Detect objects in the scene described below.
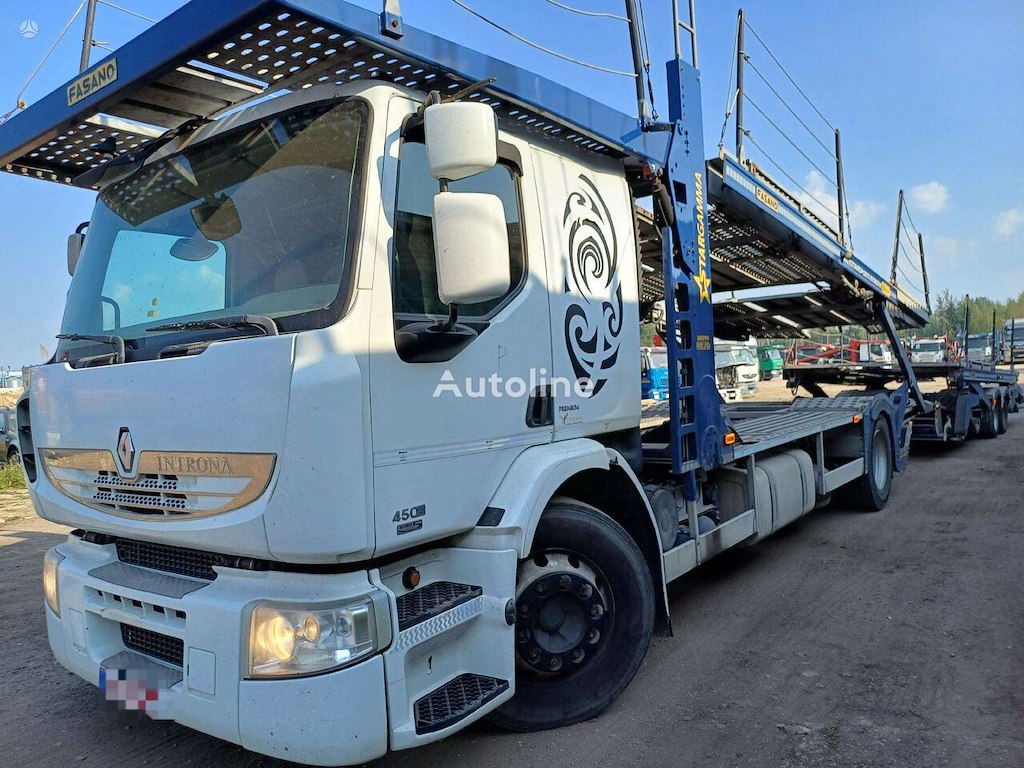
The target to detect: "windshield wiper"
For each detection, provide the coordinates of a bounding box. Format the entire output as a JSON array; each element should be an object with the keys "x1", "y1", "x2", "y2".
[
  {"x1": 56, "y1": 333, "x2": 127, "y2": 365},
  {"x1": 73, "y1": 118, "x2": 210, "y2": 190},
  {"x1": 146, "y1": 314, "x2": 279, "y2": 337}
]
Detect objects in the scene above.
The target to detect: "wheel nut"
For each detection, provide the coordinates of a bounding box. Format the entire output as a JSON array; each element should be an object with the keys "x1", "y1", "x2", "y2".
[
  {"x1": 519, "y1": 603, "x2": 531, "y2": 617},
  {"x1": 587, "y1": 628, "x2": 601, "y2": 644},
  {"x1": 528, "y1": 648, "x2": 541, "y2": 663},
  {"x1": 590, "y1": 604, "x2": 604, "y2": 619},
  {"x1": 559, "y1": 575, "x2": 572, "y2": 591},
  {"x1": 570, "y1": 649, "x2": 585, "y2": 663},
  {"x1": 548, "y1": 657, "x2": 562, "y2": 671},
  {"x1": 536, "y1": 582, "x2": 548, "y2": 595},
  {"x1": 578, "y1": 583, "x2": 593, "y2": 599},
  {"x1": 517, "y1": 629, "x2": 530, "y2": 644}
]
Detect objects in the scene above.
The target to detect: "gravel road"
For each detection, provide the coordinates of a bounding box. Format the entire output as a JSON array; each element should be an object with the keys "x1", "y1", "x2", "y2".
[{"x1": 1, "y1": 422, "x2": 1021, "y2": 768}]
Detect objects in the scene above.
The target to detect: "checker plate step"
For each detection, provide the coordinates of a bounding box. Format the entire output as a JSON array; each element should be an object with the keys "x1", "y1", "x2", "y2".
[
  {"x1": 414, "y1": 673, "x2": 509, "y2": 735},
  {"x1": 396, "y1": 581, "x2": 482, "y2": 631}
]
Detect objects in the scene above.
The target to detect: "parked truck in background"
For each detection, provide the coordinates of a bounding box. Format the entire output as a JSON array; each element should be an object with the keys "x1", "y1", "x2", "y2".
[
  {"x1": 911, "y1": 337, "x2": 947, "y2": 364},
  {"x1": 1003, "y1": 319, "x2": 1024, "y2": 364},
  {"x1": 0, "y1": 1, "x2": 959, "y2": 764},
  {"x1": 757, "y1": 344, "x2": 784, "y2": 380},
  {"x1": 715, "y1": 344, "x2": 758, "y2": 397},
  {"x1": 641, "y1": 347, "x2": 669, "y2": 401},
  {"x1": 965, "y1": 332, "x2": 996, "y2": 363}
]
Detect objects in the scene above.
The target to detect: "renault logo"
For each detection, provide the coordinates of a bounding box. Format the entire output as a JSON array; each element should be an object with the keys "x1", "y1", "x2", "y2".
[{"x1": 116, "y1": 427, "x2": 135, "y2": 474}]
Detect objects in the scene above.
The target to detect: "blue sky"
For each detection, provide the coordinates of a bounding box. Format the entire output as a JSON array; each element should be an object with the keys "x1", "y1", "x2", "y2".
[{"x1": 0, "y1": 0, "x2": 1021, "y2": 366}]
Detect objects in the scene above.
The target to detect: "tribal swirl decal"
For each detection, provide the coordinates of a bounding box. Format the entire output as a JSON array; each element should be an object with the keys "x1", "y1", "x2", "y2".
[{"x1": 563, "y1": 175, "x2": 622, "y2": 397}]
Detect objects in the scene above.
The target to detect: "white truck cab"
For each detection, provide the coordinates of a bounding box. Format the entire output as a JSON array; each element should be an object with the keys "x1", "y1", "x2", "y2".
[
  {"x1": 910, "y1": 337, "x2": 947, "y2": 364},
  {"x1": 29, "y1": 79, "x2": 645, "y2": 763}
]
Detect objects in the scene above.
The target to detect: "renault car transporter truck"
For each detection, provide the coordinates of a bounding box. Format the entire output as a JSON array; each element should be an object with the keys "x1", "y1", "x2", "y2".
[{"x1": 1, "y1": 0, "x2": 941, "y2": 763}]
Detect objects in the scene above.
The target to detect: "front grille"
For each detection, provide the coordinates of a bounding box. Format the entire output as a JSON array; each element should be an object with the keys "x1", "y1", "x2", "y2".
[
  {"x1": 40, "y1": 448, "x2": 275, "y2": 520},
  {"x1": 120, "y1": 623, "x2": 184, "y2": 667},
  {"x1": 116, "y1": 539, "x2": 225, "y2": 581}
]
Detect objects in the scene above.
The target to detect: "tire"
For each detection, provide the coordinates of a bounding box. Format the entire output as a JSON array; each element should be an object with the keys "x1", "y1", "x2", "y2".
[
  {"x1": 487, "y1": 500, "x2": 655, "y2": 731},
  {"x1": 979, "y1": 403, "x2": 998, "y2": 439},
  {"x1": 6, "y1": 447, "x2": 18, "y2": 465},
  {"x1": 996, "y1": 398, "x2": 1008, "y2": 435},
  {"x1": 839, "y1": 417, "x2": 893, "y2": 512}
]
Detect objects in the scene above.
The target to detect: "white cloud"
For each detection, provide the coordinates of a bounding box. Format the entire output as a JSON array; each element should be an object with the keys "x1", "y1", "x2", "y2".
[
  {"x1": 848, "y1": 200, "x2": 886, "y2": 230},
  {"x1": 994, "y1": 208, "x2": 1024, "y2": 237},
  {"x1": 928, "y1": 235, "x2": 960, "y2": 265},
  {"x1": 907, "y1": 181, "x2": 949, "y2": 214}
]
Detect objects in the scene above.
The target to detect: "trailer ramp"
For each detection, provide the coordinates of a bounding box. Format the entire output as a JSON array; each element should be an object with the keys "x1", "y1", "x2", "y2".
[
  {"x1": 637, "y1": 156, "x2": 929, "y2": 342},
  {"x1": 0, "y1": 0, "x2": 674, "y2": 187}
]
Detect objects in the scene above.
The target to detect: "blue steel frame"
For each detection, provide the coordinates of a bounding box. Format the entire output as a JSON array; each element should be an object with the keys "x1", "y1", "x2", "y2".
[{"x1": 661, "y1": 60, "x2": 727, "y2": 478}]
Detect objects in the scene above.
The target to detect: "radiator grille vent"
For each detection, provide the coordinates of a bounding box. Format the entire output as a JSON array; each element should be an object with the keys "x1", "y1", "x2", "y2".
[
  {"x1": 120, "y1": 623, "x2": 184, "y2": 667},
  {"x1": 116, "y1": 539, "x2": 224, "y2": 581}
]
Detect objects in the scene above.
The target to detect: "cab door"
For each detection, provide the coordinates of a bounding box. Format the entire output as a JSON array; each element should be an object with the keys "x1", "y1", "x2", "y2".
[{"x1": 369, "y1": 108, "x2": 552, "y2": 556}]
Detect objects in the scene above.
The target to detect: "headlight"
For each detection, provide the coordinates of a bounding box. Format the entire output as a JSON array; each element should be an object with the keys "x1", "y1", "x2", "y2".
[
  {"x1": 246, "y1": 593, "x2": 391, "y2": 678},
  {"x1": 43, "y1": 549, "x2": 65, "y2": 616}
]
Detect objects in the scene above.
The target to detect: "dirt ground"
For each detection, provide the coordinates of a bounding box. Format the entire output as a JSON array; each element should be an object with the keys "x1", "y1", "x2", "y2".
[{"x1": 1, "y1": 411, "x2": 1021, "y2": 768}]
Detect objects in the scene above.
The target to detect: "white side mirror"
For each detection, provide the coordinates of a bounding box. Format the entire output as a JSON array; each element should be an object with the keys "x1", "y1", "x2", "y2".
[
  {"x1": 67, "y1": 233, "x2": 85, "y2": 276},
  {"x1": 432, "y1": 191, "x2": 510, "y2": 305},
  {"x1": 424, "y1": 102, "x2": 498, "y2": 181}
]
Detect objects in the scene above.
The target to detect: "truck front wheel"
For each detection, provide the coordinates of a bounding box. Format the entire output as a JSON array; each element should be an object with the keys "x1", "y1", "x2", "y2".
[{"x1": 487, "y1": 500, "x2": 654, "y2": 731}]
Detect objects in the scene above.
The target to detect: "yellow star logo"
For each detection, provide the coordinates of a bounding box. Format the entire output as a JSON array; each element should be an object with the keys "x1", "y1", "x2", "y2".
[{"x1": 695, "y1": 269, "x2": 712, "y2": 303}]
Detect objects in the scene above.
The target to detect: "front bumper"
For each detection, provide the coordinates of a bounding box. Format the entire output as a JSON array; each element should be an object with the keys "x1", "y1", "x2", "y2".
[{"x1": 45, "y1": 534, "x2": 389, "y2": 766}]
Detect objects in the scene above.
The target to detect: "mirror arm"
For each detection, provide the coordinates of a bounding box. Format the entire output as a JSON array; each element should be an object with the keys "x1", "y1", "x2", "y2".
[
  {"x1": 435, "y1": 303, "x2": 460, "y2": 333},
  {"x1": 417, "y1": 89, "x2": 442, "y2": 119}
]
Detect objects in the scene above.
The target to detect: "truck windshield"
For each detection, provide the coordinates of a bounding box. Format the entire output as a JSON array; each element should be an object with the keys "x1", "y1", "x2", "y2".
[
  {"x1": 59, "y1": 99, "x2": 368, "y2": 344},
  {"x1": 966, "y1": 337, "x2": 989, "y2": 348},
  {"x1": 915, "y1": 341, "x2": 943, "y2": 352}
]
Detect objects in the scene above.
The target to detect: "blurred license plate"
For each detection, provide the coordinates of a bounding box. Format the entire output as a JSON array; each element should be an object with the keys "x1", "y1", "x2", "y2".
[{"x1": 99, "y1": 666, "x2": 175, "y2": 719}]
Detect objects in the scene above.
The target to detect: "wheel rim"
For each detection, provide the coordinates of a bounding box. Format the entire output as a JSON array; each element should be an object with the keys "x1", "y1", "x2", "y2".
[
  {"x1": 872, "y1": 428, "x2": 889, "y2": 488},
  {"x1": 514, "y1": 552, "x2": 610, "y2": 676}
]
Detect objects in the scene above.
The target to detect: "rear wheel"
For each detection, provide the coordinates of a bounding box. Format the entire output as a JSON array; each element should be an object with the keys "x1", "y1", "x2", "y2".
[
  {"x1": 979, "y1": 402, "x2": 998, "y2": 439},
  {"x1": 487, "y1": 500, "x2": 655, "y2": 731},
  {"x1": 996, "y1": 397, "x2": 1008, "y2": 435},
  {"x1": 839, "y1": 417, "x2": 893, "y2": 511},
  {"x1": 5, "y1": 447, "x2": 18, "y2": 465}
]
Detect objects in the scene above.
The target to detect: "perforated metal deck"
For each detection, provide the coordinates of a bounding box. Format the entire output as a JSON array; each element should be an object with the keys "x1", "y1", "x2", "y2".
[
  {"x1": 0, "y1": 0, "x2": 678, "y2": 188},
  {"x1": 637, "y1": 155, "x2": 931, "y2": 338}
]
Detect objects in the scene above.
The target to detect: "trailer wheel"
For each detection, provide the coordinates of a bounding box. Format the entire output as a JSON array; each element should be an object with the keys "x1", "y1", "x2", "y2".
[
  {"x1": 840, "y1": 418, "x2": 893, "y2": 512},
  {"x1": 979, "y1": 403, "x2": 998, "y2": 439},
  {"x1": 487, "y1": 500, "x2": 654, "y2": 731},
  {"x1": 996, "y1": 397, "x2": 1008, "y2": 435}
]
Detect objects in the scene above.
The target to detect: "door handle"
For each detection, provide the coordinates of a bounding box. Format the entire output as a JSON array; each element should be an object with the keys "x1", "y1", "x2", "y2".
[{"x1": 526, "y1": 385, "x2": 553, "y2": 428}]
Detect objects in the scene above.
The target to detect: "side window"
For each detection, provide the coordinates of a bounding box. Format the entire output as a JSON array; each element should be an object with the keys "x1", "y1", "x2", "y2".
[
  {"x1": 392, "y1": 140, "x2": 524, "y2": 320},
  {"x1": 100, "y1": 231, "x2": 227, "y2": 330}
]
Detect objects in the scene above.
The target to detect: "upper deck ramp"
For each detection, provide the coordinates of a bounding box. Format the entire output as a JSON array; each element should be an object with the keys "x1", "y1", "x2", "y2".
[
  {"x1": 638, "y1": 154, "x2": 930, "y2": 339},
  {"x1": 0, "y1": 0, "x2": 671, "y2": 187}
]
